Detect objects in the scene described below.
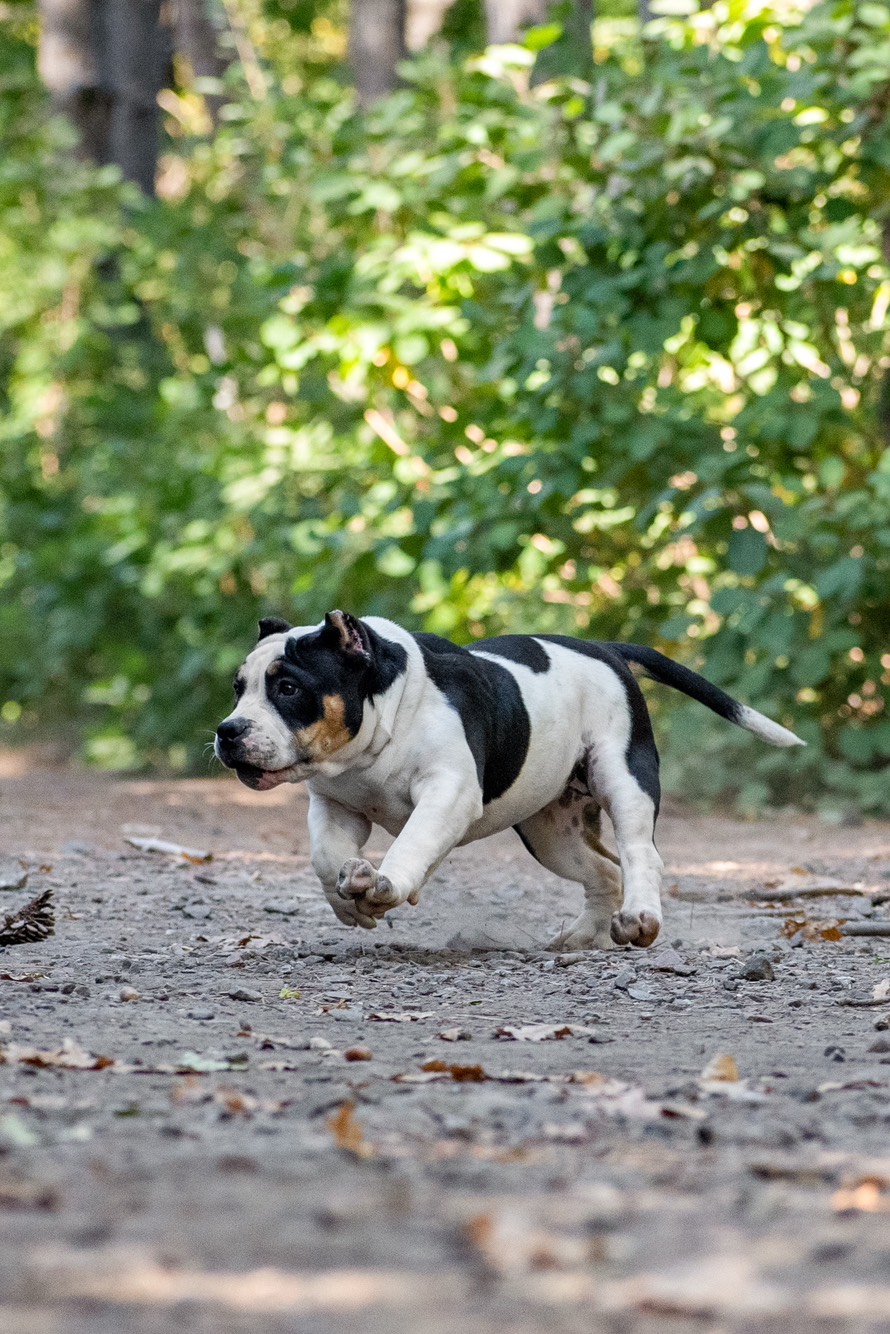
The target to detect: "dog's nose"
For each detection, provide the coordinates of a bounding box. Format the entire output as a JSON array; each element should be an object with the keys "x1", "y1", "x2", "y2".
[{"x1": 216, "y1": 717, "x2": 249, "y2": 744}]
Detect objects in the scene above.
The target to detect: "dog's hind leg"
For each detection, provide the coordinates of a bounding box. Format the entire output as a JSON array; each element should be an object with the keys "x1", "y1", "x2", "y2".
[
  {"x1": 517, "y1": 795, "x2": 623, "y2": 950},
  {"x1": 587, "y1": 737, "x2": 663, "y2": 948}
]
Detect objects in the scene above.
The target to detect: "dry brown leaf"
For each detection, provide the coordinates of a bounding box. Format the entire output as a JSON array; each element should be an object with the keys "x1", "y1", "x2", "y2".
[
  {"x1": 326, "y1": 1102, "x2": 375, "y2": 1158},
  {"x1": 832, "y1": 1179, "x2": 889, "y2": 1214},
  {"x1": 495, "y1": 1023, "x2": 596, "y2": 1042},
  {"x1": 700, "y1": 1053, "x2": 740, "y2": 1083},
  {"x1": 421, "y1": 1059, "x2": 488, "y2": 1083},
  {"x1": 0, "y1": 1039, "x2": 114, "y2": 1071},
  {"x1": 781, "y1": 917, "x2": 844, "y2": 942},
  {"x1": 465, "y1": 1209, "x2": 591, "y2": 1276}
]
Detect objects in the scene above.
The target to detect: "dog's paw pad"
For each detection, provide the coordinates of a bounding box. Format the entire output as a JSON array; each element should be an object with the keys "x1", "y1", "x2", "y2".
[
  {"x1": 365, "y1": 874, "x2": 399, "y2": 909},
  {"x1": 337, "y1": 858, "x2": 376, "y2": 899},
  {"x1": 610, "y1": 909, "x2": 661, "y2": 948}
]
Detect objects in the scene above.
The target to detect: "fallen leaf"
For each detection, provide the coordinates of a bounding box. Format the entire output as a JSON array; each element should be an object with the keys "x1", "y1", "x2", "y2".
[
  {"x1": 421, "y1": 1059, "x2": 488, "y2": 1083},
  {"x1": 279, "y1": 987, "x2": 302, "y2": 1000},
  {"x1": 367, "y1": 1011, "x2": 435, "y2": 1023},
  {"x1": 0, "y1": 1039, "x2": 113, "y2": 1071},
  {"x1": 326, "y1": 1102, "x2": 375, "y2": 1159},
  {"x1": 700, "y1": 1053, "x2": 740, "y2": 1083},
  {"x1": 174, "y1": 1052, "x2": 243, "y2": 1074},
  {"x1": 344, "y1": 1047, "x2": 373, "y2": 1062},
  {"x1": 495, "y1": 1023, "x2": 597, "y2": 1042},
  {"x1": 0, "y1": 1176, "x2": 58, "y2": 1210},
  {"x1": 832, "y1": 1179, "x2": 889, "y2": 1214},
  {"x1": 781, "y1": 917, "x2": 844, "y2": 942},
  {"x1": 466, "y1": 1208, "x2": 591, "y2": 1276}
]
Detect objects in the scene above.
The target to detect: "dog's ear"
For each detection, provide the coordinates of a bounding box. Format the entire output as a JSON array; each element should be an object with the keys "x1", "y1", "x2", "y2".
[
  {"x1": 321, "y1": 610, "x2": 371, "y2": 661},
  {"x1": 257, "y1": 617, "x2": 292, "y2": 642}
]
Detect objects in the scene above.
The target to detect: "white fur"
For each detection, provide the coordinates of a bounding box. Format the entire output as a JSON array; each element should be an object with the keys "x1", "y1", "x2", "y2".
[
  {"x1": 737, "y1": 704, "x2": 805, "y2": 748},
  {"x1": 220, "y1": 617, "x2": 798, "y2": 949}
]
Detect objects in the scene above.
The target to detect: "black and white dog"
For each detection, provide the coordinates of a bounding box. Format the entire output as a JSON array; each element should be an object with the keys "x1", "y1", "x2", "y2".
[{"x1": 215, "y1": 612, "x2": 803, "y2": 950}]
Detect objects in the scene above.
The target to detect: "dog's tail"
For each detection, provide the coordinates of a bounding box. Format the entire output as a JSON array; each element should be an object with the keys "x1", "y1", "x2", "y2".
[{"x1": 609, "y1": 644, "x2": 805, "y2": 748}]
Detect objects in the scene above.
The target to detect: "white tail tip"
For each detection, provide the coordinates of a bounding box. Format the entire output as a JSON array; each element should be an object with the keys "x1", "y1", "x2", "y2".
[{"x1": 737, "y1": 705, "x2": 806, "y2": 748}]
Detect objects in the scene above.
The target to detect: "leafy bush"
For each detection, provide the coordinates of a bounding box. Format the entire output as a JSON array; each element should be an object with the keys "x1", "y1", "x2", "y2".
[{"x1": 1, "y1": 1, "x2": 889, "y2": 811}]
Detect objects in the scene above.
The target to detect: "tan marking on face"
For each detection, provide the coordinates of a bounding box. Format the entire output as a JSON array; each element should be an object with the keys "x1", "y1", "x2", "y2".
[{"x1": 295, "y1": 694, "x2": 352, "y2": 760}]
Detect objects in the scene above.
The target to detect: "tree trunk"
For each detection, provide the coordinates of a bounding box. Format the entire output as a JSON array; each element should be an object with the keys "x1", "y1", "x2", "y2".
[
  {"x1": 405, "y1": 0, "x2": 454, "y2": 51},
  {"x1": 484, "y1": 0, "x2": 549, "y2": 44},
  {"x1": 38, "y1": 0, "x2": 171, "y2": 195},
  {"x1": 38, "y1": 0, "x2": 106, "y2": 165},
  {"x1": 350, "y1": 0, "x2": 407, "y2": 106},
  {"x1": 173, "y1": 0, "x2": 229, "y2": 124}
]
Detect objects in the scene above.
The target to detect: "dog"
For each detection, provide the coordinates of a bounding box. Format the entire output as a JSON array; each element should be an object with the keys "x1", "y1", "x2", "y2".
[{"x1": 214, "y1": 611, "x2": 803, "y2": 950}]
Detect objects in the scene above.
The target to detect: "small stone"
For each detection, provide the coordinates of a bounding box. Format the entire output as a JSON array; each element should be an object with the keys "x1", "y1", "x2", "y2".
[
  {"x1": 739, "y1": 953, "x2": 775, "y2": 983},
  {"x1": 626, "y1": 984, "x2": 659, "y2": 1002},
  {"x1": 187, "y1": 1008, "x2": 215, "y2": 1021},
  {"x1": 344, "y1": 1046, "x2": 372, "y2": 1062},
  {"x1": 119, "y1": 986, "x2": 140, "y2": 1002},
  {"x1": 439, "y1": 1027, "x2": 471, "y2": 1042},
  {"x1": 824, "y1": 1045, "x2": 845, "y2": 1062},
  {"x1": 227, "y1": 988, "x2": 262, "y2": 1003},
  {"x1": 309, "y1": 1036, "x2": 332, "y2": 1050},
  {"x1": 868, "y1": 1036, "x2": 890, "y2": 1053},
  {"x1": 613, "y1": 968, "x2": 637, "y2": 991},
  {"x1": 555, "y1": 952, "x2": 588, "y2": 968},
  {"x1": 650, "y1": 946, "x2": 694, "y2": 976},
  {"x1": 875, "y1": 1015, "x2": 890, "y2": 1032}
]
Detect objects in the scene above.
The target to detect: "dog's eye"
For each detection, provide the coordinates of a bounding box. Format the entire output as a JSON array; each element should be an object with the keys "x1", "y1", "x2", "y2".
[
  {"x1": 278, "y1": 680, "x2": 298, "y2": 697},
  {"x1": 233, "y1": 679, "x2": 245, "y2": 699}
]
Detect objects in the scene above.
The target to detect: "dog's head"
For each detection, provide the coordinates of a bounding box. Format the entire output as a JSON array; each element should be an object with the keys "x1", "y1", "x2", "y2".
[{"x1": 214, "y1": 611, "x2": 406, "y2": 790}]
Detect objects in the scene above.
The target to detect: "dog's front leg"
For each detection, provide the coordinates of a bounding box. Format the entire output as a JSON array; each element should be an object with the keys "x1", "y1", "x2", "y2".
[
  {"x1": 337, "y1": 772, "x2": 481, "y2": 922},
  {"x1": 307, "y1": 792, "x2": 375, "y2": 928}
]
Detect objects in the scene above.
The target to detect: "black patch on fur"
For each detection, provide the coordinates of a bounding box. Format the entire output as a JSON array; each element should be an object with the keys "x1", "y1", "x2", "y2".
[
  {"x1": 258, "y1": 616, "x2": 293, "y2": 641},
  {"x1": 275, "y1": 619, "x2": 408, "y2": 740},
  {"x1": 413, "y1": 633, "x2": 531, "y2": 804},
  {"x1": 471, "y1": 635, "x2": 551, "y2": 674},
  {"x1": 609, "y1": 643, "x2": 745, "y2": 725},
  {"x1": 540, "y1": 637, "x2": 661, "y2": 816}
]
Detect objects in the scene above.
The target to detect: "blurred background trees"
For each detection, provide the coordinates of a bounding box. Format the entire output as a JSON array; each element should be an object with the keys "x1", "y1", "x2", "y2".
[{"x1": 1, "y1": 0, "x2": 889, "y2": 816}]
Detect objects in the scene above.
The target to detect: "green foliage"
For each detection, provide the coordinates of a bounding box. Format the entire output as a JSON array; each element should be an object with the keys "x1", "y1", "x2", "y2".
[{"x1": 2, "y1": 1, "x2": 890, "y2": 813}]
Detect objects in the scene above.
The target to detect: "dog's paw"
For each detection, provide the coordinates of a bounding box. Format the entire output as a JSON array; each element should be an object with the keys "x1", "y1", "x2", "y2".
[
  {"x1": 547, "y1": 915, "x2": 617, "y2": 952},
  {"x1": 610, "y1": 908, "x2": 661, "y2": 948},
  {"x1": 336, "y1": 858, "x2": 402, "y2": 921},
  {"x1": 326, "y1": 890, "x2": 378, "y2": 931}
]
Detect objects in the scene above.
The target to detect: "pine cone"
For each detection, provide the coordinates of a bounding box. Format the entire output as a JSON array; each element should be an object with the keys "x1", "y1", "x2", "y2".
[{"x1": 0, "y1": 890, "x2": 55, "y2": 947}]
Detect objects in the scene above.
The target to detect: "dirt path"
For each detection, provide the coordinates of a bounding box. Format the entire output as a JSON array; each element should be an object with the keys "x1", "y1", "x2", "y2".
[{"x1": 1, "y1": 758, "x2": 889, "y2": 1333}]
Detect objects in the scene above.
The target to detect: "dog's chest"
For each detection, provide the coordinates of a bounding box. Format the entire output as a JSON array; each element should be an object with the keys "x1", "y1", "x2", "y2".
[{"x1": 309, "y1": 769, "x2": 416, "y2": 835}]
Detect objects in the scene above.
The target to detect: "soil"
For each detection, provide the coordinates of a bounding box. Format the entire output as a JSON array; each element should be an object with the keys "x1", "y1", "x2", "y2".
[{"x1": 1, "y1": 754, "x2": 890, "y2": 1333}]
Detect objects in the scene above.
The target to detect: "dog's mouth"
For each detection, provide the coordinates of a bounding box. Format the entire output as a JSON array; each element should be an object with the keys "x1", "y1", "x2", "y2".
[{"x1": 233, "y1": 761, "x2": 304, "y2": 791}]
